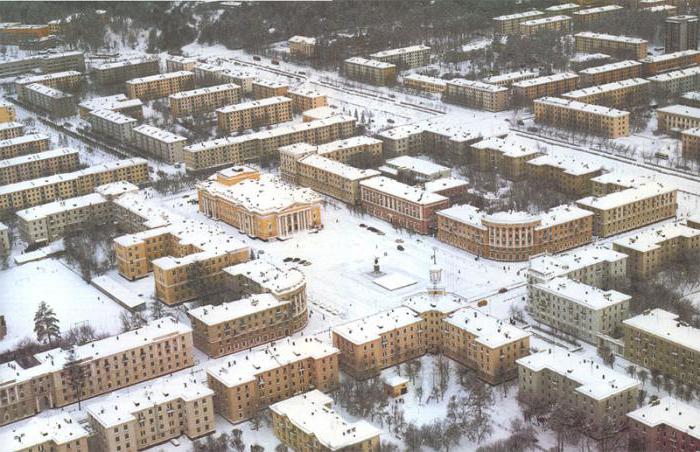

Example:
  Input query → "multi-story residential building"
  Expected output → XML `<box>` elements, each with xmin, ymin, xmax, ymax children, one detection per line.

<box><xmin>343</xmin><ymin>57</ymin><xmax>397</xmax><ymax>86</ymax></box>
<box><xmin>640</xmin><ymin>49</ymin><xmax>700</xmax><ymax>76</ymax></box>
<box><xmin>87</xmin><ymin>376</ymin><xmax>215</xmax><ymax>451</ymax></box>
<box><xmin>94</xmin><ymin>57</ymin><xmax>160</xmax><ymax>85</ymax></box>
<box><xmin>512</xmin><ymin>72</ymin><xmax>580</xmax><ymax>103</ymax></box>
<box><xmin>332</xmin><ymin>307</ymin><xmax>426</xmax><ymax>378</ymax></box>
<box><xmin>39</xmin><ymin>51</ymin><xmax>86</xmax><ymax>74</ymax></box>
<box><xmin>627</xmin><ymin>397</ymin><xmax>700</xmax><ymax>452</ymax></box>
<box><xmin>520</xmin><ymin>15</ymin><xmax>573</xmax><ymax>35</ymax></box>
<box><xmin>0</xmin><ymin>55</ymin><xmax>41</xmax><ymax>77</ymax></box>
<box><xmin>217</xmin><ymin>68</ymin><xmax>256</xmax><ymax>94</ymax></box>
<box><xmin>191</xmin><ymin>63</ymin><xmax>222</xmax><ymax>86</ymax></box>
<box><xmin>206</xmin><ymin>338</ymin><xmax>340</xmax><ymax>424</ymax></box>
<box><xmin>295</xmin><ymin>154</ymin><xmax>380</xmax><ymax>205</ymax></box>
<box><xmin>198</xmin><ymin>174</ymin><xmax>323</xmax><ymax>240</ymax></box>
<box><xmin>271</xmin><ymin>390</ymin><xmax>381</xmax><ymax>452</ymax></box>
<box><xmin>576</xmin><ymin>182</ymin><xmax>678</xmax><ymax>237</ymax></box>
<box><xmin>402</xmin><ymin>74</ymin><xmax>447</xmax><ymax>93</ymax></box>
<box><xmin>169</xmin><ymin>83</ymin><xmax>240</xmax><ymax>117</ymax></box>
<box><xmin>369</xmin><ymin>45</ymin><xmax>431</xmax><ymax>68</ymax></box>
<box><xmin>612</xmin><ymin>222</ymin><xmax>700</xmax><ymax>278</ymax></box>
<box><xmin>378</xmin><ymin>155</ymin><xmax>451</xmax><ymax>182</ymax></box>
<box><xmin>544</xmin><ymin>3</ymin><xmax>581</xmax><ymax>15</ymax></box>
<box><xmin>561</xmin><ymin>78</ymin><xmax>650</xmax><ymax>108</ymax></box>
<box><xmin>165</xmin><ymin>55</ymin><xmax>197</xmax><ymax>72</ymax></box>
<box><xmin>425</xmin><ymin>177</ymin><xmax>469</xmax><ymax>206</ymax></box>
<box><xmin>88</xmin><ymin>109</ymin><xmax>137</xmax><ymax>142</ymax></box>
<box><xmin>0</xmin><ymin>133</ymin><xmax>50</xmax><ymax>160</ymax></box>
<box><xmin>493</xmin><ymin>10</ymin><xmax>544</xmax><ymax>35</ymax></box>
<box><xmin>359</xmin><ymin>176</ymin><xmax>449</xmax><ymax>234</ymax></box>
<box><xmin>0</xmin><ymin>24</ymin><xmax>49</xmax><ymax>44</ymax></box>
<box><xmin>589</xmin><ymin>171</ymin><xmax>653</xmax><ymax>196</ymax></box>
<box><xmin>643</xmin><ymin>4</ymin><xmax>678</xmax><ymax>15</ymax></box>
<box><xmin>572</xmin><ymin>4</ymin><xmax>624</xmax><ymax>26</ymax></box>
<box><xmin>529</xmin><ymin>276</ymin><xmax>630</xmax><ymax>343</ymax></box>
<box><xmin>623</xmin><ymin>308</ymin><xmax>699</xmax><ymax>387</ymax></box>
<box><xmin>534</xmin><ymin>97</ymin><xmax>630</xmax><ymax>138</ymax></box>
<box><xmin>526</xmin><ymin>246</ymin><xmax>629</xmax><ymax>289</ymax></box>
<box><xmin>0</xmin><ymin>122</ymin><xmax>24</xmax><ymax>141</ymax></box>
<box><xmin>251</xmin><ymin>79</ymin><xmax>289</xmax><ymax>99</ymax></box>
<box><xmin>437</xmin><ymin>203</ymin><xmax>593</xmax><ymax>261</ymax></box>
<box><xmin>131</xmin><ymin>124</ymin><xmax>187</xmax><ymax>163</ymax></box>
<box><xmin>78</xmin><ymin>94</ymin><xmax>144</xmax><ymax>119</ymax></box>
<box><xmin>0</xmin><ymin>222</ymin><xmax>9</xmax><ymax>255</ymax></box>
<box><xmin>288</xmin><ymin>35</ymin><xmax>317</xmax><ymax>57</ymax></box>
<box><xmin>126</xmin><ymin>71</ymin><xmax>195</xmax><ymax>100</ymax></box>
<box><xmin>223</xmin><ymin>258</ymin><xmax>307</xmax><ymax>311</ymax></box>
<box><xmin>578</xmin><ymin>60</ymin><xmax>643</xmax><ymax>86</ymax></box>
<box><xmin>680</xmin><ymin>125</ymin><xmax>700</xmax><ymax>158</ymax></box>
<box><xmin>665</xmin><ymin>15</ymin><xmax>699</xmax><ymax>52</ymax></box>
<box><xmin>0</xmin><ymin>158</ymin><xmax>149</xmax><ymax>212</ymax></box>
<box><xmin>574</xmin><ymin>32</ymin><xmax>648</xmax><ymax>60</ymax></box>
<box><xmin>525</xmin><ymin>154</ymin><xmax>603</xmax><ymax>195</ymax></box>
<box><xmin>0</xmin><ymin>148</ymin><xmax>80</xmax><ymax>186</ymax></box>
<box><xmin>470</xmin><ymin>135</ymin><xmax>543</xmax><ymax>180</ymax></box>
<box><xmin>21</xmin><ymin>83</ymin><xmax>75</xmax><ymax>117</ymax></box>
<box><xmin>0</xmin><ymin>101</ymin><xmax>16</xmax><ymax>123</ymax></box>
<box><xmin>0</xmin><ymin>414</ymin><xmax>89</xmax><ymax>452</ymax></box>
<box><xmin>216</xmin><ymin>96</ymin><xmax>293</xmax><ymax>133</ymax></box>
<box><xmin>517</xmin><ymin>350</ymin><xmax>640</xmax><ymax>438</ymax></box>
<box><xmin>482</xmin><ymin>70</ymin><xmax>540</xmax><ymax>87</ymax></box>
<box><xmin>647</xmin><ymin>66</ymin><xmax>700</xmax><ymax>96</ymax></box>
<box><xmin>443</xmin><ymin>79</ymin><xmax>510</xmax><ymax>111</ymax></box>
<box><xmin>657</xmin><ymin>104</ymin><xmax>700</xmax><ymax>132</ymax></box>
<box><xmin>0</xmin><ymin>317</ymin><xmax>193</xmax><ymax>426</ymax></box>
<box><xmin>183</xmin><ymin>116</ymin><xmax>356</xmax><ymax>170</ymax></box>
<box><xmin>287</xmin><ymin>87</ymin><xmax>326</xmax><ymax>113</ymax></box>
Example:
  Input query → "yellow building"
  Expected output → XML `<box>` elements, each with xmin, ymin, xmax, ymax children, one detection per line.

<box><xmin>657</xmin><ymin>104</ymin><xmax>700</xmax><ymax>132</ymax></box>
<box><xmin>402</xmin><ymin>74</ymin><xmax>447</xmax><ymax>93</ymax></box>
<box><xmin>512</xmin><ymin>72</ymin><xmax>580</xmax><ymax>103</ymax></box>
<box><xmin>216</xmin><ymin>96</ymin><xmax>293</xmax><ymax>133</ymax></box>
<box><xmin>572</xmin><ymin>5</ymin><xmax>624</xmax><ymax>26</ymax></box>
<box><xmin>578</xmin><ymin>60</ymin><xmax>644</xmax><ymax>87</ymax></box>
<box><xmin>169</xmin><ymin>83</ymin><xmax>240</xmax><ymax>117</ymax></box>
<box><xmin>0</xmin><ymin>133</ymin><xmax>50</xmax><ymax>160</ymax></box>
<box><xmin>561</xmin><ymin>78</ymin><xmax>650</xmax><ymax>109</ymax></box>
<box><xmin>0</xmin><ymin>414</ymin><xmax>89</xmax><ymax>452</ymax></box>
<box><xmin>470</xmin><ymin>135</ymin><xmax>543</xmax><ymax>180</ymax></box>
<box><xmin>288</xmin><ymin>35</ymin><xmax>317</xmax><ymax>57</ymax></box>
<box><xmin>534</xmin><ymin>96</ymin><xmax>630</xmax><ymax>138</ymax></box>
<box><xmin>126</xmin><ymin>71</ymin><xmax>195</xmax><ymax>100</ymax></box>
<box><xmin>252</xmin><ymin>79</ymin><xmax>289</xmax><ymax>99</ymax></box>
<box><xmin>287</xmin><ymin>87</ymin><xmax>327</xmax><ymax>113</ymax></box>
<box><xmin>493</xmin><ymin>10</ymin><xmax>544</xmax><ymax>34</ymax></box>
<box><xmin>525</xmin><ymin>154</ymin><xmax>604</xmax><ymax>196</ymax></box>
<box><xmin>343</xmin><ymin>57</ymin><xmax>397</xmax><ymax>86</ymax></box>
<box><xmin>15</xmin><ymin>70</ymin><xmax>82</xmax><ymax>99</ymax></box>
<box><xmin>0</xmin><ymin>148</ymin><xmax>80</xmax><ymax>186</ymax></box>
<box><xmin>296</xmin><ymin>154</ymin><xmax>381</xmax><ymax>205</ymax></box>
<box><xmin>132</xmin><ymin>124</ymin><xmax>187</xmax><ymax>164</ymax></box>
<box><xmin>93</xmin><ymin>57</ymin><xmax>160</xmax><ymax>85</ymax></box>
<box><xmin>574</xmin><ymin>32</ymin><xmax>648</xmax><ymax>60</ymax></box>
<box><xmin>0</xmin><ymin>122</ymin><xmax>24</xmax><ymax>141</ymax></box>
<box><xmin>443</xmin><ymin>79</ymin><xmax>510</xmax><ymax>111</ymax></box>
<box><xmin>519</xmin><ymin>15</ymin><xmax>573</xmax><ymax>35</ymax></box>
<box><xmin>0</xmin><ymin>101</ymin><xmax>16</xmax><ymax>123</ymax></box>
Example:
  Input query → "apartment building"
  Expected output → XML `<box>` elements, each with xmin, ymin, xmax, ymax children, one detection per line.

<box><xmin>512</xmin><ymin>72</ymin><xmax>580</xmax><ymax>103</ymax></box>
<box><xmin>271</xmin><ymin>390</ymin><xmax>381</xmax><ymax>452</ymax></box>
<box><xmin>193</xmin><ymin>63</ymin><xmax>224</xmax><ymax>86</ymax></box>
<box><xmin>359</xmin><ymin>176</ymin><xmax>449</xmax><ymax>234</ymax></box>
<box><xmin>343</xmin><ymin>57</ymin><xmax>398</xmax><ymax>86</ymax></box>
<box><xmin>0</xmin><ymin>24</ymin><xmax>49</xmax><ymax>44</ymax></box>
<box><xmin>288</xmin><ymin>35</ymin><xmax>316</xmax><ymax>57</ymax></box>
<box><xmin>612</xmin><ymin>222</ymin><xmax>700</xmax><ymax>279</ymax></box>
<box><xmin>126</xmin><ymin>71</ymin><xmax>195</xmax><ymax>100</ymax></box>
<box><xmin>218</xmin><ymin>68</ymin><xmax>256</xmax><ymax>94</ymax></box>
<box><xmin>0</xmin><ymin>101</ymin><xmax>16</xmax><ymax>123</ymax></box>
<box><xmin>647</xmin><ymin>66</ymin><xmax>700</xmax><ymax>96</ymax></box>
<box><xmin>251</xmin><ymin>79</ymin><xmax>289</xmax><ymax>100</ymax></box>
<box><xmin>169</xmin><ymin>83</ymin><xmax>240</xmax><ymax>117</ymax></box>
<box><xmin>623</xmin><ymin>309</ymin><xmax>699</xmax><ymax>387</ymax></box>
<box><xmin>287</xmin><ymin>87</ymin><xmax>327</xmax><ymax>113</ymax></box>
<box><xmin>657</xmin><ymin>104</ymin><xmax>700</xmax><ymax>132</ymax></box>
<box><xmin>0</xmin><ymin>317</ymin><xmax>193</xmax><ymax>426</ymax></box>
<box><xmin>578</xmin><ymin>60</ymin><xmax>643</xmax><ymax>86</ymax></box>
<box><xmin>0</xmin><ymin>222</ymin><xmax>9</xmax><ymax>255</ymax></box>
<box><xmin>574</xmin><ymin>32</ymin><xmax>648</xmax><ymax>60</ymax></box>
<box><xmin>0</xmin><ymin>133</ymin><xmax>50</xmax><ymax>160</ymax></box>
<box><xmin>0</xmin><ymin>148</ymin><xmax>80</xmax><ymax>186</ymax></box>
<box><xmin>526</xmin><ymin>246</ymin><xmax>629</xmax><ymax>289</ymax></box>
<box><xmin>572</xmin><ymin>5</ymin><xmax>624</xmax><ymax>26</ymax></box>
<box><xmin>483</xmin><ymin>70</ymin><xmax>540</xmax><ymax>87</ymax></box>
<box><xmin>544</xmin><ymin>3</ymin><xmax>581</xmax><ymax>14</ymax></box>
<box><xmin>78</xmin><ymin>94</ymin><xmax>144</xmax><ymax>119</ymax></box>
<box><xmin>379</xmin><ymin>155</ymin><xmax>450</xmax><ymax>182</ymax></box>
<box><xmin>0</xmin><ymin>122</ymin><xmax>22</xmax><ymax>141</ymax></box>
<box><xmin>332</xmin><ymin>307</ymin><xmax>426</xmax><ymax>378</ymax></box>
<box><xmin>223</xmin><ymin>259</ymin><xmax>307</xmax><ymax>312</ymax></box>
<box><xmin>94</xmin><ymin>57</ymin><xmax>160</xmax><ymax>85</ymax></box>
<box><xmin>206</xmin><ymin>338</ymin><xmax>340</xmax><ymax>424</ymax></box>
<box><xmin>533</xmin><ymin>97</ymin><xmax>630</xmax><ymax>138</ymax></box>
<box><xmin>470</xmin><ymin>135</ymin><xmax>543</xmax><ymax>180</ymax></box>
<box><xmin>627</xmin><ymin>397</ymin><xmax>700</xmax><ymax>452</ymax></box>
<box><xmin>640</xmin><ymin>49</ymin><xmax>700</xmax><ymax>76</ymax></box>
<box><xmin>39</xmin><ymin>51</ymin><xmax>86</xmax><ymax>74</ymax></box>
<box><xmin>493</xmin><ymin>10</ymin><xmax>544</xmax><ymax>35</ymax></box>
<box><xmin>88</xmin><ymin>376</ymin><xmax>215</xmax><ymax>451</ymax></box>
<box><xmin>22</xmin><ymin>83</ymin><xmax>75</xmax><ymax>117</ymax></box>
<box><xmin>216</xmin><ymin>96</ymin><xmax>293</xmax><ymax>133</ymax></box>
<box><xmin>561</xmin><ymin>78</ymin><xmax>650</xmax><ymax>108</ymax></box>
<box><xmin>0</xmin><ymin>55</ymin><xmax>41</xmax><ymax>78</ymax></box>
<box><xmin>0</xmin><ymin>414</ymin><xmax>89</xmax><ymax>452</ymax></box>
<box><xmin>183</xmin><ymin>115</ymin><xmax>356</xmax><ymax>170</ymax></box>
<box><xmin>0</xmin><ymin>158</ymin><xmax>149</xmax><ymax>212</ymax></box>
<box><xmin>402</xmin><ymin>74</ymin><xmax>447</xmax><ymax>93</ymax></box>
<box><xmin>165</xmin><ymin>55</ymin><xmax>197</xmax><ymax>72</ymax></box>
<box><xmin>132</xmin><ymin>124</ymin><xmax>187</xmax><ymax>163</ymax></box>
<box><xmin>437</xmin><ymin>203</ymin><xmax>593</xmax><ymax>261</ymax></box>
<box><xmin>517</xmin><ymin>350</ymin><xmax>640</xmax><ymax>438</ymax></box>
<box><xmin>589</xmin><ymin>171</ymin><xmax>653</xmax><ymax>197</ymax></box>
<box><xmin>299</xmin><ymin>154</ymin><xmax>380</xmax><ymax>205</ymax></box>
<box><xmin>369</xmin><ymin>45</ymin><xmax>431</xmax><ymax>68</ymax></box>
<box><xmin>665</xmin><ymin>15</ymin><xmax>699</xmax><ymax>52</ymax></box>
<box><xmin>88</xmin><ymin>109</ymin><xmax>137</xmax><ymax>142</ymax></box>
<box><xmin>529</xmin><ymin>276</ymin><xmax>630</xmax><ymax>343</ymax></box>
<box><xmin>520</xmin><ymin>15</ymin><xmax>573</xmax><ymax>35</ymax></box>
<box><xmin>425</xmin><ymin>177</ymin><xmax>469</xmax><ymax>206</ymax></box>
<box><xmin>680</xmin><ymin>125</ymin><xmax>700</xmax><ymax>158</ymax></box>
<box><xmin>443</xmin><ymin>79</ymin><xmax>510</xmax><ymax>111</ymax></box>
<box><xmin>576</xmin><ymin>182</ymin><xmax>678</xmax><ymax>237</ymax></box>
<box><xmin>525</xmin><ymin>154</ymin><xmax>603</xmax><ymax>195</ymax></box>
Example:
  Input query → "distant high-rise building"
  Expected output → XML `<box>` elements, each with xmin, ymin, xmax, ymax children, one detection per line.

<box><xmin>665</xmin><ymin>15</ymin><xmax>699</xmax><ymax>52</ymax></box>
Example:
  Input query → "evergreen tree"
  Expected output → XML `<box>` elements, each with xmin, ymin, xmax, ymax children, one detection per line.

<box><xmin>33</xmin><ymin>302</ymin><xmax>60</xmax><ymax>345</ymax></box>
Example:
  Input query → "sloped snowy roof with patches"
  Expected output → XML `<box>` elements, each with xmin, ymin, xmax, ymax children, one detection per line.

<box><xmin>526</xmin><ymin>154</ymin><xmax>603</xmax><ymax>176</ymax></box>
<box><xmin>216</xmin><ymin>95</ymin><xmax>290</xmax><ymax>113</ymax></box>
<box><xmin>445</xmin><ymin>307</ymin><xmax>530</xmax><ymax>348</ymax></box>
<box><xmin>333</xmin><ymin>307</ymin><xmax>424</xmax><ymax>344</ymax></box>
<box><xmin>15</xmin><ymin>192</ymin><xmax>107</xmax><ymax>221</ymax></box>
<box><xmin>534</xmin><ymin>276</ymin><xmax>630</xmax><ymax>310</ymax></box>
<box><xmin>527</xmin><ymin>247</ymin><xmax>627</xmax><ymax>279</ymax></box>
<box><xmin>623</xmin><ymin>309</ymin><xmax>700</xmax><ymax>353</ymax></box>
<box><xmin>370</xmin><ymin>45</ymin><xmax>430</xmax><ymax>58</ymax></box>
<box><xmin>359</xmin><ymin>176</ymin><xmax>448</xmax><ymax>205</ymax></box>
<box><xmin>627</xmin><ymin>397</ymin><xmax>700</xmax><ymax>439</ymax></box>
<box><xmin>471</xmin><ymin>135</ymin><xmax>543</xmax><ymax>157</ymax></box>
<box><xmin>0</xmin><ymin>414</ymin><xmax>88</xmax><ymax>450</ymax></box>
<box><xmin>0</xmin><ymin>147</ymin><xmax>77</xmax><ymax>169</ymax></box>
<box><xmin>188</xmin><ymin>294</ymin><xmax>287</xmax><ymax>325</ymax></box>
<box><xmin>126</xmin><ymin>70</ymin><xmax>193</xmax><ymax>85</ymax></box>
<box><xmin>224</xmin><ymin>259</ymin><xmax>306</xmax><ymax>297</ymax></box>
<box><xmin>170</xmin><ymin>83</ymin><xmax>239</xmax><ymax>99</ymax></box>
<box><xmin>578</xmin><ymin>60</ymin><xmax>642</xmax><ymax>75</ymax></box>
<box><xmin>534</xmin><ymin>97</ymin><xmax>629</xmax><ymax>117</ymax></box>
<box><xmin>613</xmin><ymin>222</ymin><xmax>700</xmax><ymax>252</ymax></box>
<box><xmin>299</xmin><ymin>154</ymin><xmax>381</xmax><ymax>180</ymax></box>
<box><xmin>576</xmin><ymin>182</ymin><xmax>675</xmax><ymax>210</ymax></box>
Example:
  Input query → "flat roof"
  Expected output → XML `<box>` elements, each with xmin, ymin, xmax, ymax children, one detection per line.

<box><xmin>535</xmin><ymin>96</ymin><xmax>629</xmax><ymax>118</ymax></box>
<box><xmin>133</xmin><ymin>124</ymin><xmax>186</xmax><ymax>143</ymax></box>
<box><xmin>574</xmin><ymin>31</ymin><xmax>647</xmax><ymax>45</ymax></box>
<box><xmin>577</xmin><ymin>182</ymin><xmax>676</xmax><ymax>210</ymax></box>
<box><xmin>126</xmin><ymin>70</ymin><xmax>193</xmax><ymax>85</ymax></box>
<box><xmin>623</xmin><ymin>308</ymin><xmax>700</xmax><ymax>352</ymax></box>
<box><xmin>545</xmin><ymin>3</ymin><xmax>580</xmax><ymax>12</ymax></box>
<box><xmin>627</xmin><ymin>397</ymin><xmax>700</xmax><ymax>440</ymax></box>
<box><xmin>252</xmin><ymin>78</ymin><xmax>288</xmax><ymax>88</ymax></box>
<box><xmin>534</xmin><ymin>276</ymin><xmax>630</xmax><ymax>310</ymax></box>
<box><xmin>79</xmin><ymin>94</ymin><xmax>143</xmax><ymax>111</ymax></box>
<box><xmin>169</xmin><ymin>83</ymin><xmax>239</xmax><ymax>99</ymax></box>
<box><xmin>188</xmin><ymin>294</ymin><xmax>286</xmax><ymax>325</ymax></box>
<box><xmin>613</xmin><ymin>222</ymin><xmax>700</xmax><ymax>252</ymax></box>
<box><xmin>344</xmin><ymin>57</ymin><xmax>396</xmax><ymax>69</ymax></box>
<box><xmin>223</xmin><ymin>259</ymin><xmax>306</xmax><ymax>297</ymax></box>
<box><xmin>0</xmin><ymin>414</ymin><xmax>88</xmax><ymax>450</ymax></box>
<box><xmin>424</xmin><ymin>177</ymin><xmax>468</xmax><ymax>193</ymax></box>
<box><xmin>359</xmin><ymin>176</ymin><xmax>448</xmax><ymax>205</ymax></box>
<box><xmin>216</xmin><ymin>95</ymin><xmax>290</xmax><ymax>113</ymax></box>
<box><xmin>445</xmin><ymin>307</ymin><xmax>530</xmax><ymax>348</ymax></box>
<box><xmin>511</xmin><ymin>72</ymin><xmax>579</xmax><ymax>88</ymax></box>
<box><xmin>369</xmin><ymin>44</ymin><xmax>431</xmax><ymax>58</ymax></box>
<box><xmin>333</xmin><ymin>307</ymin><xmax>424</xmax><ymax>344</ymax></box>
<box><xmin>89</xmin><ymin>108</ymin><xmax>137</xmax><ymax>125</ymax></box>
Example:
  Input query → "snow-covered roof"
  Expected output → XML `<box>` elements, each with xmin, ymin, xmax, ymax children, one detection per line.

<box><xmin>402</xmin><ymin>290</ymin><xmax>467</xmax><ymax>314</ymax></box>
<box><xmin>534</xmin><ymin>276</ymin><xmax>630</xmax><ymax>310</ymax></box>
<box><xmin>483</xmin><ymin>70</ymin><xmax>539</xmax><ymax>85</ymax></box>
<box><xmin>216</xmin><ymin>95</ymin><xmax>290</xmax><ymax>113</ymax></box>
<box><xmin>545</xmin><ymin>3</ymin><xmax>579</xmax><ymax>12</ymax></box>
<box><xmin>79</xmin><ymin>94</ymin><xmax>142</xmax><ymax>112</ymax></box>
<box><xmin>578</xmin><ymin>60</ymin><xmax>642</xmax><ymax>75</ymax></box>
<box><xmin>359</xmin><ymin>176</ymin><xmax>448</xmax><ymax>205</ymax></box>
<box><xmin>87</xmin><ymin>375</ymin><xmax>212</xmax><ymax>428</ymax></box>
<box><xmin>24</xmin><ymin>83</ymin><xmax>71</xmax><ymax>98</ymax></box>
<box><xmin>573</xmin><ymin>5</ymin><xmax>623</xmax><ymax>15</ymax></box>
<box><xmin>250</xmin><ymin>115</ymin><xmax>355</xmax><ymax>141</ymax></box>
<box><xmin>88</xmin><ymin>108</ymin><xmax>137</xmax><ymax>125</ymax></box>
<box><xmin>224</xmin><ymin>259</ymin><xmax>306</xmax><ymax>297</ymax></box>
<box><xmin>511</xmin><ymin>72</ymin><xmax>578</xmax><ymax>88</ymax></box>
<box><xmin>207</xmin><ymin>337</ymin><xmax>338</xmax><ymax>387</ymax></box>
<box><xmin>377</xmin><ymin>119</ymin><xmax>506</xmax><ymax>143</ymax></box>
<box><xmin>613</xmin><ymin>222</ymin><xmax>700</xmax><ymax>252</ymax></box>
<box><xmin>0</xmin><ymin>147</ymin><xmax>77</xmax><ymax>169</ymax></box>
<box><xmin>0</xmin><ymin>414</ymin><xmax>88</xmax><ymax>451</ymax></box>
<box><xmin>577</xmin><ymin>182</ymin><xmax>676</xmax><ymax>210</ymax></box>
<box><xmin>302</xmin><ymin>106</ymin><xmax>341</xmax><ymax>121</ymax></box>
<box><xmin>646</xmin><ymin>66</ymin><xmax>700</xmax><ymax>82</ymax></box>
<box><xmin>111</xmin><ymin>191</ymin><xmax>174</xmax><ymax>230</ymax></box>
<box><xmin>15</xmin><ymin>70</ymin><xmax>81</xmax><ymax>85</ymax></box>
<box><xmin>289</xmin><ymin>35</ymin><xmax>316</xmax><ymax>45</ymax></box>
<box><xmin>369</xmin><ymin>45</ymin><xmax>430</xmax><ymax>58</ymax></box>
<box><xmin>438</xmin><ymin>203</ymin><xmax>591</xmax><ymax>229</ymax></box>
<box><xmin>526</xmin><ymin>154</ymin><xmax>603</xmax><ymax>176</ymax></box>
<box><xmin>535</xmin><ymin>97</ymin><xmax>629</xmax><ymax>118</ymax></box>
<box><xmin>493</xmin><ymin>10</ymin><xmax>543</xmax><ymax>21</ymax></box>
<box><xmin>188</xmin><ymin>294</ymin><xmax>287</xmax><ymax>326</ymax></box>
<box><xmin>562</xmin><ymin>78</ymin><xmax>649</xmax><ymax>100</ymax></box>
<box><xmin>569</xmin><ymin>52</ymin><xmax>611</xmax><ymax>63</ymax></box>
<box><xmin>383</xmin><ymin>155</ymin><xmax>450</xmax><ymax>177</ymax></box>
<box><xmin>96</xmin><ymin>180</ymin><xmax>139</xmax><ymax>197</ymax></box>
<box><xmin>287</xmin><ymin>87</ymin><xmax>324</xmax><ymax>98</ymax></box>
<box><xmin>627</xmin><ymin>397</ymin><xmax>700</xmax><ymax>440</ymax></box>
<box><xmin>133</xmin><ymin>124</ymin><xmax>186</xmax><ymax>144</ymax></box>
<box><xmin>269</xmin><ymin>390</ymin><xmax>381</xmax><ymax>450</ymax></box>
<box><xmin>656</xmin><ymin>104</ymin><xmax>700</xmax><ymax>118</ymax></box>
<box><xmin>521</xmin><ymin>14</ymin><xmax>571</xmax><ymax>26</ymax></box>
<box><xmin>640</xmin><ymin>49</ymin><xmax>700</xmax><ymax>63</ymax></box>
<box><xmin>333</xmin><ymin>307</ymin><xmax>424</xmax><ymax>344</ymax></box>
<box><xmin>126</xmin><ymin>70</ymin><xmax>193</xmax><ymax>85</ymax></box>
<box><xmin>538</xmin><ymin>204</ymin><xmax>593</xmax><ymax>228</ymax></box>
<box><xmin>94</xmin><ymin>57</ymin><xmax>157</xmax><ymax>71</ymax></box>
<box><xmin>299</xmin><ymin>154</ymin><xmax>380</xmax><ymax>180</ymax></box>
<box><xmin>517</xmin><ymin>350</ymin><xmax>640</xmax><ymax>400</ymax></box>
<box><xmin>527</xmin><ymin>246</ymin><xmax>627</xmax><ymax>280</ymax></box>
<box><xmin>446</xmin><ymin>78</ymin><xmax>508</xmax><ymax>93</ymax></box>
<box><xmin>165</xmin><ymin>55</ymin><xmax>196</xmax><ymax>64</ymax></box>
<box><xmin>645</xmin><ymin>5</ymin><xmax>678</xmax><ymax>12</ymax></box>
<box><xmin>403</xmin><ymin>74</ymin><xmax>447</xmax><ymax>86</ymax></box>
<box><xmin>170</xmin><ymin>83</ymin><xmax>239</xmax><ymax>99</ymax></box>
<box><xmin>623</xmin><ymin>309</ymin><xmax>700</xmax><ymax>353</ymax></box>
<box><xmin>424</xmin><ymin>177</ymin><xmax>468</xmax><ymax>193</ymax></box>
<box><xmin>0</xmin><ymin>133</ymin><xmax>48</xmax><ymax>148</ymax></box>
<box><xmin>0</xmin><ymin>121</ymin><xmax>22</xmax><ymax>132</ymax></box>
<box><xmin>680</xmin><ymin>91</ymin><xmax>700</xmax><ymax>103</ymax></box>
<box><xmin>384</xmin><ymin>375</ymin><xmax>409</xmax><ymax>386</ymax></box>
<box><xmin>574</xmin><ymin>31</ymin><xmax>646</xmax><ymax>44</ymax></box>
<box><xmin>15</xmin><ymin>192</ymin><xmax>105</xmax><ymax>222</ymax></box>
<box><xmin>344</xmin><ymin>57</ymin><xmax>396</xmax><ymax>69</ymax></box>
<box><xmin>471</xmin><ymin>134</ymin><xmax>542</xmax><ymax>157</ymax></box>
<box><xmin>589</xmin><ymin>171</ymin><xmax>650</xmax><ymax>189</ymax></box>
<box><xmin>445</xmin><ymin>308</ymin><xmax>530</xmax><ymax>348</ymax></box>
<box><xmin>252</xmin><ymin>78</ymin><xmax>288</xmax><ymax>89</ymax></box>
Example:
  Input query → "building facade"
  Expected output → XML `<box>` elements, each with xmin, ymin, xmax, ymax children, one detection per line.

<box><xmin>443</xmin><ymin>79</ymin><xmax>510</xmax><ymax>111</ymax></box>
<box><xmin>0</xmin><ymin>148</ymin><xmax>80</xmax><ymax>186</ymax></box>
<box><xmin>627</xmin><ymin>397</ymin><xmax>700</xmax><ymax>452</ymax></box>
<box><xmin>0</xmin><ymin>133</ymin><xmax>51</xmax><ymax>160</ymax></box>
<box><xmin>88</xmin><ymin>109</ymin><xmax>137</xmax><ymax>142</ymax></box>
<box><xmin>578</xmin><ymin>60</ymin><xmax>644</xmax><ymax>87</ymax></box>
<box><xmin>534</xmin><ymin>96</ymin><xmax>630</xmax><ymax>138</ymax></box>
<box><xmin>512</xmin><ymin>72</ymin><xmax>580</xmax><ymax>103</ymax></box>
<box><xmin>131</xmin><ymin>124</ymin><xmax>187</xmax><ymax>164</ymax></box>
<box><xmin>126</xmin><ymin>71</ymin><xmax>195</xmax><ymax>100</ymax></box>
<box><xmin>664</xmin><ymin>15</ymin><xmax>699</xmax><ymax>52</ymax></box>
<box><xmin>369</xmin><ymin>45</ymin><xmax>431</xmax><ymax>68</ymax></box>
<box><xmin>216</xmin><ymin>96</ymin><xmax>293</xmax><ymax>133</ymax></box>
<box><xmin>94</xmin><ymin>57</ymin><xmax>160</xmax><ymax>85</ymax></box>
<box><xmin>169</xmin><ymin>83</ymin><xmax>240</xmax><ymax>118</ymax></box>
<box><xmin>343</xmin><ymin>57</ymin><xmax>397</xmax><ymax>86</ymax></box>
<box><xmin>574</xmin><ymin>32</ymin><xmax>648</xmax><ymax>60</ymax></box>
